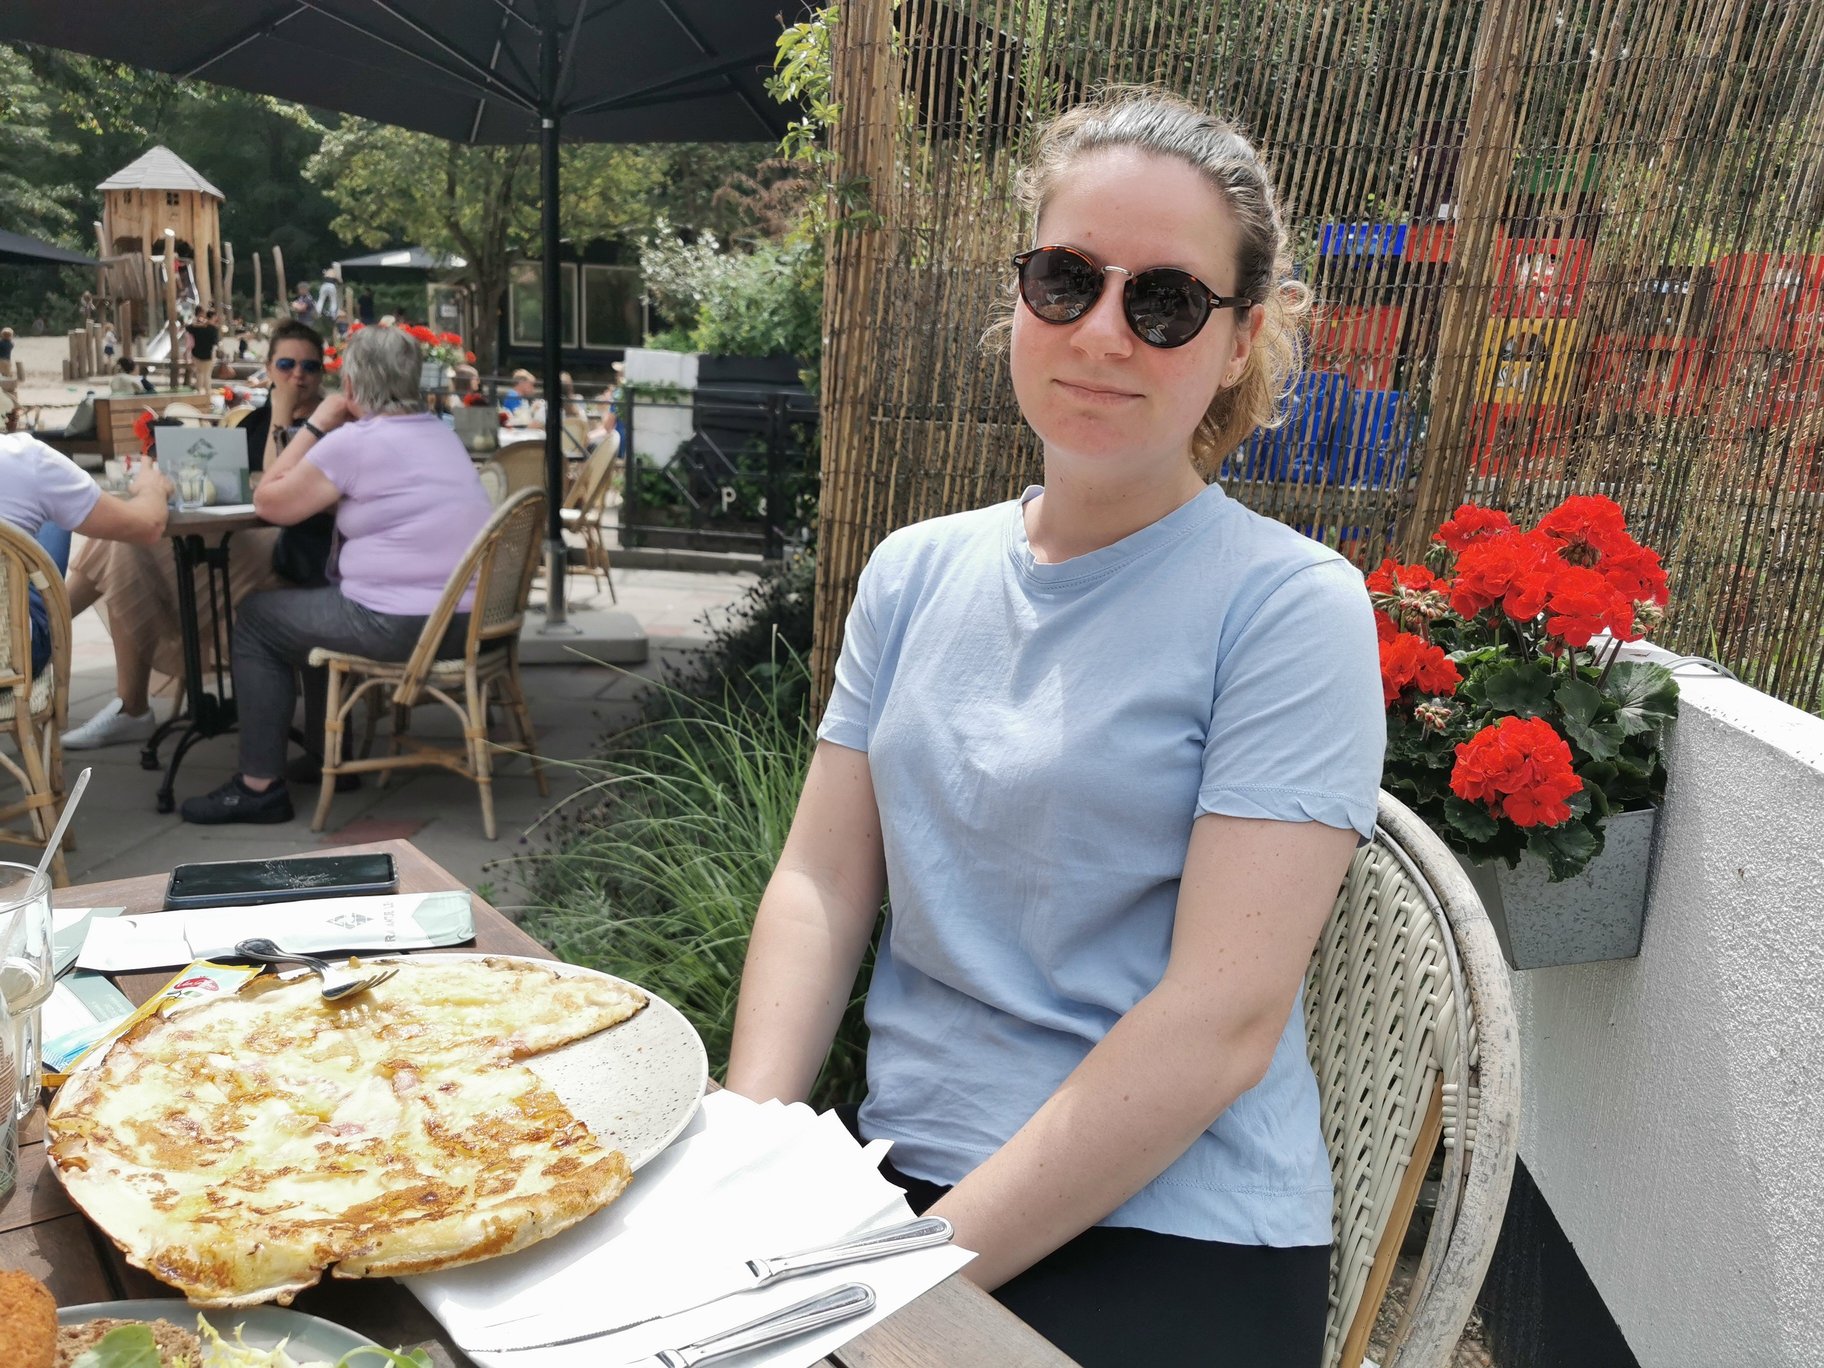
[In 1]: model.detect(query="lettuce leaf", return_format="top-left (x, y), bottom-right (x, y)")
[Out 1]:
top-left (71, 1325), bottom-right (167, 1368)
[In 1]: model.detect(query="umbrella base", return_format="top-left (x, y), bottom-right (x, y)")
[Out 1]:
top-left (519, 607), bottom-right (648, 666)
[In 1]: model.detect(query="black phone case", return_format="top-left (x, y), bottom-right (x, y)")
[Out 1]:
top-left (162, 856), bottom-right (399, 911)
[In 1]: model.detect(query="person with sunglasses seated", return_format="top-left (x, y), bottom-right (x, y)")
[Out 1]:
top-left (179, 322), bottom-right (491, 825)
top-left (725, 89), bottom-right (1383, 1368)
top-left (60, 323), bottom-right (334, 751)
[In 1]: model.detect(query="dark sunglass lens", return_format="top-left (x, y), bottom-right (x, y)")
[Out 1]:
top-left (1126, 270), bottom-right (1209, 347)
top-left (301, 359), bottom-right (323, 373)
top-left (1021, 248), bottom-right (1101, 322)
top-left (273, 358), bottom-right (296, 371)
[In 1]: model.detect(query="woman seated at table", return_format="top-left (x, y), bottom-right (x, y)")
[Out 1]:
top-left (179, 323), bottom-right (493, 825)
top-left (59, 322), bottom-right (334, 751)
top-left (0, 430), bottom-right (172, 682)
top-left (726, 88), bottom-right (1383, 1367)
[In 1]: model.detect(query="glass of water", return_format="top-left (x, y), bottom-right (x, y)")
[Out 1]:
top-left (0, 863), bottom-right (53, 1125)
top-left (177, 458), bottom-right (210, 510)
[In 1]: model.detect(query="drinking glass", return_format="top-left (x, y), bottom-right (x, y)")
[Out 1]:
top-left (0, 987), bottom-right (15, 1207)
top-left (0, 863), bottom-right (53, 1125)
top-left (177, 459), bottom-right (210, 510)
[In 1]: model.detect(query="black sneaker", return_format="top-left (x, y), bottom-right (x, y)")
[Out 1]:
top-left (179, 776), bottom-right (295, 825)
top-left (286, 754), bottom-right (361, 793)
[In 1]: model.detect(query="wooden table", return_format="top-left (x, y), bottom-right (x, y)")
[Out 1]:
top-left (1, 839), bottom-right (1076, 1368)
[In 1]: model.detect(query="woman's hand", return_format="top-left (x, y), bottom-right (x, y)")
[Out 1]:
top-left (308, 393), bottom-right (354, 433)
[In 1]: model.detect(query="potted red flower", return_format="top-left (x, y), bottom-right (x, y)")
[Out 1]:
top-left (1374, 494), bottom-right (1679, 968)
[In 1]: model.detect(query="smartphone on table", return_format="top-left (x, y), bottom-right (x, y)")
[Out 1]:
top-left (163, 853), bottom-right (399, 911)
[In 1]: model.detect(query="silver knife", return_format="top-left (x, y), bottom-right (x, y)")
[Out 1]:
top-left (468, 1217), bottom-right (949, 1353)
top-left (640, 1283), bottom-right (876, 1368)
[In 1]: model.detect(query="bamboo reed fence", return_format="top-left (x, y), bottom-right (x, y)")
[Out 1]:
top-left (813, 0), bottom-right (1824, 716)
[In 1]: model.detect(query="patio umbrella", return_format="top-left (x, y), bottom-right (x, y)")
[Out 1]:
top-left (335, 246), bottom-right (467, 276)
top-left (0, 226), bottom-right (102, 269)
top-left (0, 2), bottom-right (799, 627)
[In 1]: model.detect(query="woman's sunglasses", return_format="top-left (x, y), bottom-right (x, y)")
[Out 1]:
top-left (272, 357), bottom-right (323, 374)
top-left (1012, 244), bottom-right (1254, 349)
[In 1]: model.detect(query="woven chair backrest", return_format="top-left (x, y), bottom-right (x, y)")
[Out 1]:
top-left (1306, 792), bottom-right (1480, 1368)
top-left (570, 428), bottom-right (622, 516)
top-left (391, 489), bottom-right (546, 704)
top-left (493, 441), bottom-right (546, 499)
top-left (0, 521), bottom-right (69, 695)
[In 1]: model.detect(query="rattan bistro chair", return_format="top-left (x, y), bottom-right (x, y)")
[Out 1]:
top-left (307, 489), bottom-right (549, 840)
top-left (1308, 791), bottom-right (1519, 1368)
top-left (558, 427), bottom-right (620, 602)
top-left (0, 522), bottom-right (71, 885)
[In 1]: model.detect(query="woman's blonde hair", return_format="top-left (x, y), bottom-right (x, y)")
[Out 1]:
top-left (991, 86), bottom-right (1309, 474)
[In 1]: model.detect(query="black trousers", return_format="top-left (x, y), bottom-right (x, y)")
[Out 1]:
top-left (836, 1107), bottom-right (1329, 1367)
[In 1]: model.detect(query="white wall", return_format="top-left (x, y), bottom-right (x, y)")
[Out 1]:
top-left (1509, 644), bottom-right (1824, 1368)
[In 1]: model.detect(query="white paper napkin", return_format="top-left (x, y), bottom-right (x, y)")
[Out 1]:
top-left (409, 1091), bottom-right (974, 1368)
top-left (75, 890), bottom-right (475, 971)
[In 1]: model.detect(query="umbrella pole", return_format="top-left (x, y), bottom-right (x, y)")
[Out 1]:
top-left (538, 16), bottom-right (576, 634)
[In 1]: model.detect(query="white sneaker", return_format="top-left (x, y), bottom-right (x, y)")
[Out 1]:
top-left (62, 698), bottom-right (156, 750)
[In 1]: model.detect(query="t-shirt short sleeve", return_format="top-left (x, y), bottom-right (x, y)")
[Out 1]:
top-left (304, 424), bottom-right (360, 497)
top-left (1197, 558), bottom-right (1385, 840)
top-left (26, 436), bottom-right (102, 531)
top-left (817, 553), bottom-right (888, 753)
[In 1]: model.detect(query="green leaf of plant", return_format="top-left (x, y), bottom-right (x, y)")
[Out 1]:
top-left (1526, 819), bottom-right (1602, 881)
top-left (1603, 660), bottom-right (1680, 737)
top-left (72, 1326), bottom-right (161, 1368)
top-left (1556, 676), bottom-right (1624, 760)
top-left (1481, 662), bottom-right (1558, 718)
top-left (1445, 796), bottom-right (1500, 842)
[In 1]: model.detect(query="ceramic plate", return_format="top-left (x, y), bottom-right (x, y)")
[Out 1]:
top-left (56, 1299), bottom-right (381, 1361)
top-left (397, 952), bottom-right (708, 1171)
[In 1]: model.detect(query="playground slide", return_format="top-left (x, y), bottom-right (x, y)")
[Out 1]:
top-left (142, 329), bottom-right (171, 361)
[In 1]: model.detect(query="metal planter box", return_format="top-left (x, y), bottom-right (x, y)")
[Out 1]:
top-left (1455, 807), bottom-right (1657, 970)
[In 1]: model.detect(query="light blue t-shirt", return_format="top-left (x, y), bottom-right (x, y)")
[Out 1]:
top-left (818, 482), bottom-right (1385, 1246)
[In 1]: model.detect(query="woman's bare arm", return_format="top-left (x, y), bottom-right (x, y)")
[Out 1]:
top-left (928, 813), bottom-right (1358, 1289)
top-left (724, 741), bottom-right (888, 1105)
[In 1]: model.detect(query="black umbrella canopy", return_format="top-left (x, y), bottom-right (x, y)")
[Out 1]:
top-left (0, 1), bottom-right (796, 144)
top-left (2, 1), bottom-right (804, 627)
top-left (0, 226), bottom-right (101, 268)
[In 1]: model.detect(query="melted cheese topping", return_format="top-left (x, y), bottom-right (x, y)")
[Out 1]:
top-left (49, 958), bottom-right (645, 1305)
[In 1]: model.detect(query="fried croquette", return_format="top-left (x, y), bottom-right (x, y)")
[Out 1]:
top-left (0, 1267), bottom-right (57, 1368)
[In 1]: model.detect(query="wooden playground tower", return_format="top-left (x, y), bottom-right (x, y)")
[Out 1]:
top-left (96, 145), bottom-right (226, 378)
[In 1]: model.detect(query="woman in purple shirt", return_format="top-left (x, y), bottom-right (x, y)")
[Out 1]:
top-left (180, 324), bottom-right (492, 825)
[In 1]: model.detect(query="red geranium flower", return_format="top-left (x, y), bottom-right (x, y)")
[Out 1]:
top-left (464, 350), bottom-right (477, 364)
top-left (1542, 564), bottom-right (1635, 649)
top-left (1374, 609), bottom-right (1398, 642)
top-left (1597, 541), bottom-right (1669, 608)
top-left (349, 321), bottom-right (365, 333)
top-left (1449, 530), bottom-right (1554, 622)
top-left (1366, 557), bottom-right (1442, 596)
top-left (1379, 631), bottom-right (1462, 705)
top-left (1436, 503), bottom-right (1517, 552)
top-left (133, 409), bottom-right (156, 453)
top-left (1450, 716), bottom-right (1583, 828)
top-left (1537, 494), bottom-right (1629, 562)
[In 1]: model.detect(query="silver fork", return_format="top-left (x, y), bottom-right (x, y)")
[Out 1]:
top-left (234, 937), bottom-right (400, 1001)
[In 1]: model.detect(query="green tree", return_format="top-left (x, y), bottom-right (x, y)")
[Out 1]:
top-left (0, 45), bottom-right (78, 242)
top-left (307, 122), bottom-right (781, 369)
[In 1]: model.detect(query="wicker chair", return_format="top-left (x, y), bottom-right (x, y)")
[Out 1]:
top-left (1308, 790), bottom-right (1519, 1368)
top-left (0, 523), bottom-right (71, 885)
top-left (558, 428), bottom-right (620, 602)
top-left (307, 489), bottom-right (549, 840)
top-left (478, 439), bottom-right (547, 507)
